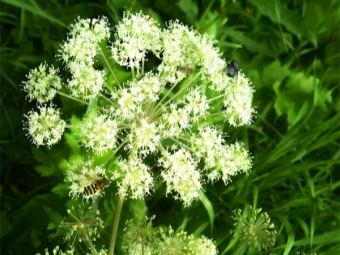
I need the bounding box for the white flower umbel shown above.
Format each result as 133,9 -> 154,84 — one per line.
223,73 -> 256,127
188,235 -> 219,255
22,63 -> 62,103
67,62 -> 105,99
79,114 -> 118,155
117,158 -> 154,199
210,142 -> 252,184
159,20 -> 201,83
60,16 -> 110,65
128,117 -> 161,156
65,159 -> 108,199
24,105 -> 65,147
23,12 -> 255,206
111,12 -> 162,70
159,148 -> 202,206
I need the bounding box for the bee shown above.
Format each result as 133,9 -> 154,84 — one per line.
225,60 -> 239,78
176,66 -> 193,74
83,178 -> 109,197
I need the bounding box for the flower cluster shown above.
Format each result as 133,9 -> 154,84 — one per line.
24,105 -> 66,148
59,205 -> 104,252
65,159 -> 117,200
231,206 -> 277,251
36,246 -> 74,255
23,12 -> 255,206
22,63 -> 61,103
121,216 -> 218,255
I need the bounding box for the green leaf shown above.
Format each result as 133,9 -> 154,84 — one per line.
43,205 -> 64,229
31,147 -> 49,164
177,0 -> 198,25
199,190 -> 215,231
34,165 -> 55,177
223,28 -> 277,57
0,212 -> 13,238
249,0 -> 317,46
286,72 -> 316,93
1,0 -> 67,28
263,60 -> 290,85
51,182 -> 69,197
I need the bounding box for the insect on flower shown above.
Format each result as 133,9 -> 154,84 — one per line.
145,14 -> 153,22
225,60 -> 239,78
137,74 -> 145,81
176,66 -> 193,74
83,178 -> 109,197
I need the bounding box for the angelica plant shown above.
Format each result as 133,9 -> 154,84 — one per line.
23,12 -> 255,255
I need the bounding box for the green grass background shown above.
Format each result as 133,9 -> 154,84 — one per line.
0,0 -> 339,254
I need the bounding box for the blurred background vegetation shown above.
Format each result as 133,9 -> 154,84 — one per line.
0,0 -> 339,254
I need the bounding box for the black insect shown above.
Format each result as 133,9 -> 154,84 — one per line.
225,60 -> 239,78
176,66 -> 193,74
83,178 -> 109,197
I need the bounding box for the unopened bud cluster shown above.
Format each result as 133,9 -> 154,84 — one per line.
231,206 -> 277,251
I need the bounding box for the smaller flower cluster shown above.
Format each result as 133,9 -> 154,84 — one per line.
59,205 -> 104,244
61,16 -> 110,99
65,159 -> 111,200
231,206 -> 277,251
22,63 -> 61,103
157,227 -> 217,255
116,157 -> 154,199
121,216 -> 218,255
36,246 -> 74,255
58,205 -> 109,255
24,105 -> 66,148
111,12 -> 162,69
79,114 -> 119,155
61,16 -> 110,65
159,148 -> 202,206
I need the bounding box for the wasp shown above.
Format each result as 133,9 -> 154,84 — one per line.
225,60 -> 239,78
176,66 -> 193,74
83,178 -> 109,197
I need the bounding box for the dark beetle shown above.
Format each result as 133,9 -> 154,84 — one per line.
226,60 -> 239,78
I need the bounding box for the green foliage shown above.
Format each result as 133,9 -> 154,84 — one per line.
1,0 -> 338,254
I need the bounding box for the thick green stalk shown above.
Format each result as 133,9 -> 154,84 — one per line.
108,197 -> 124,255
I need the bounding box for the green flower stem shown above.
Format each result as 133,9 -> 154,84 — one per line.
56,91 -> 103,110
108,196 -> 124,255
99,48 -> 122,89
141,239 -> 145,255
169,72 -> 202,100
232,240 -> 248,255
83,232 -> 98,255
207,92 -> 226,102
108,147 -> 136,255
205,111 -> 224,118
131,66 -> 135,80
103,140 -> 128,166
99,92 -> 118,107
150,72 -> 201,118
104,81 -> 116,95
141,57 -> 145,76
